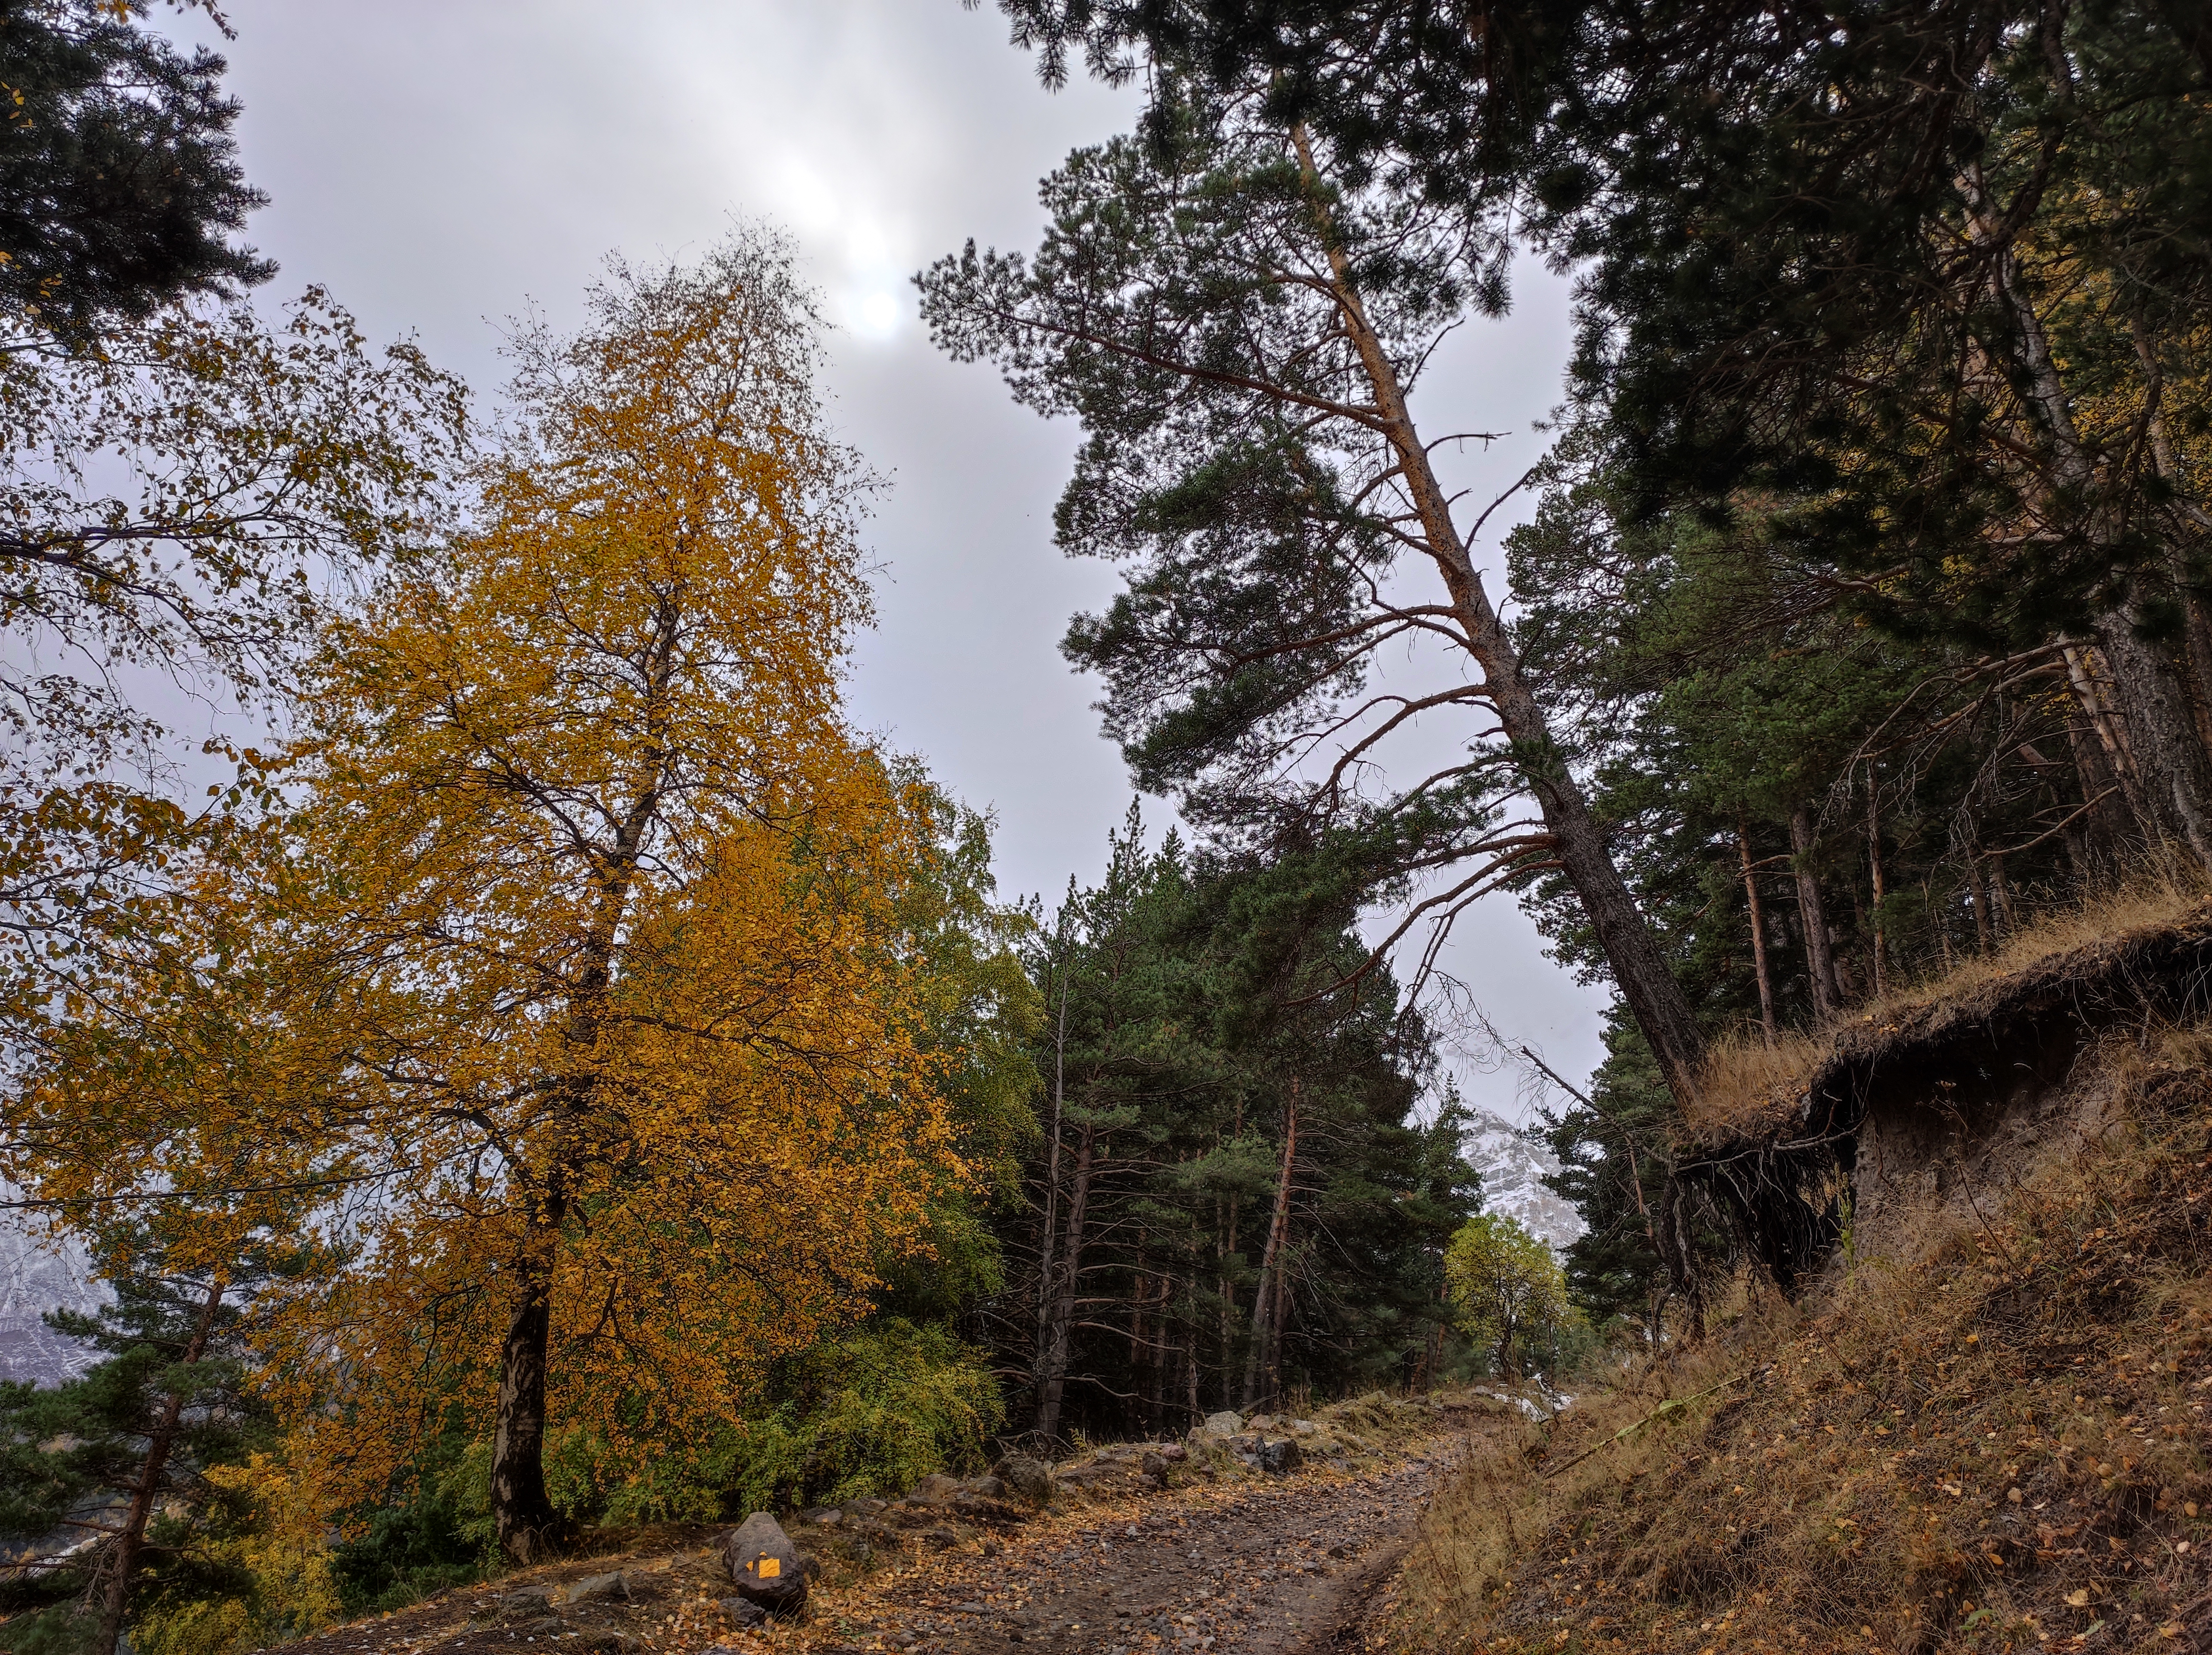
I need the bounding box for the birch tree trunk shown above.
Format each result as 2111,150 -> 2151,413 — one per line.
491,1259 -> 560,1562
1865,786 -> 1888,1001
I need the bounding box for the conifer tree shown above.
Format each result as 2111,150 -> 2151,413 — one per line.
921,84 -> 1708,1103
1000,812 -> 1479,1435
0,1223 -> 297,1655
0,0 -> 271,345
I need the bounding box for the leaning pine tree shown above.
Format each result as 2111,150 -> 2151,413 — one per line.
919,88 -> 1706,1103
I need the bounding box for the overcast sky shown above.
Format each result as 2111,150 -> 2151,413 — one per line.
174,0 -> 1608,1111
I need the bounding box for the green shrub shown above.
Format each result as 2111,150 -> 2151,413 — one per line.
543,1318 -> 1004,1525
329,1435 -> 492,1616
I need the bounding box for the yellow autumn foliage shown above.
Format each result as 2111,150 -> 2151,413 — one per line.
253,233 -> 976,1557
130,1452 -> 342,1655
2,231 -> 997,1574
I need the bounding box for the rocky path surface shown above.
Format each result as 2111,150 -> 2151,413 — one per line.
265,1401 -> 1504,1655
806,1447 -> 1463,1655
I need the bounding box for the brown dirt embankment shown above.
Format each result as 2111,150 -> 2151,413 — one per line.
1393,1031 -> 2212,1655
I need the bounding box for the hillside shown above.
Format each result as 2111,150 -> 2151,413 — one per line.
1388,916 -> 2212,1654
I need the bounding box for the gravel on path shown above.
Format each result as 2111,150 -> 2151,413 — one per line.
797,1444 -> 1470,1655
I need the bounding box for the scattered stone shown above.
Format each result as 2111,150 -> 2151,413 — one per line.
1139,1450 -> 1170,1487
911,1472 -> 963,1503
951,1492 -> 1026,1526
1052,1461 -> 1120,1489
1154,1441 -> 1188,1462
564,1571 -> 632,1605
993,1453 -> 1055,1505
921,1524 -> 963,1549
717,1596 -> 769,1629
722,1511 -> 808,1611
1256,1437 -> 1304,1475
1196,1410 -> 1243,1437
1247,1413 -> 1276,1431
963,1474 -> 1009,1499
800,1505 -> 840,1525
843,1496 -> 889,1516
1291,1420 -> 1316,1437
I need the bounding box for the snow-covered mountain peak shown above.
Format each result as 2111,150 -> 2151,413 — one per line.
1463,1108 -> 1586,1253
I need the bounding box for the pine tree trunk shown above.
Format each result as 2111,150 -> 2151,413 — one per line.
1965,170 -> 2212,868
1738,820 -> 1778,1044
1185,1319 -> 1201,1426
1033,1124 -> 1094,1441
2090,611 -> 2212,866
1289,129 -> 1705,1106
1865,786 -> 1887,1000
1035,952 -> 1070,1385
1129,1240 -> 1151,1433
1788,807 -> 1841,1019
2132,325 -> 2212,753
1217,1193 -> 1237,1413
1964,848 -> 1995,953
492,1256 -> 561,1563
1240,1088 -> 1297,1409
92,1278 -> 225,1655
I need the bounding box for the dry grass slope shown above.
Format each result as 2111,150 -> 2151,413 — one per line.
1393,1035 -> 2212,1654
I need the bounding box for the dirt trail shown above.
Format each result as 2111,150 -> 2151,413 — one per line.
265,1415 -> 1496,1655
808,1448 -> 1462,1655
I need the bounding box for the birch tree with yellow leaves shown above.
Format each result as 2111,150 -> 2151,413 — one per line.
275,233 -> 972,1561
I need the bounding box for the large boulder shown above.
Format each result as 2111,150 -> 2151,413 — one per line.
992,1453 -> 1054,1506
1195,1410 -> 1243,1438
721,1512 -> 807,1612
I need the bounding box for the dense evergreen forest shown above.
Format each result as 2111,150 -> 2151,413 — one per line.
1,0 -> 2209,1650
